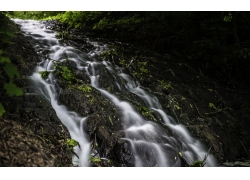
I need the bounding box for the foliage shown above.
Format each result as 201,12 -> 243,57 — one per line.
55,31 -> 69,41
140,105 -> 156,121
4,82 -> 23,96
189,160 -> 204,167
6,11 -> 64,20
67,138 -> 79,151
102,49 -> 118,60
59,66 -> 75,81
40,11 -> 250,90
77,84 -> 92,93
0,103 -> 5,116
89,155 -> 101,163
0,12 -> 23,117
50,11 -> 104,29
39,71 -> 51,79
53,61 -> 75,82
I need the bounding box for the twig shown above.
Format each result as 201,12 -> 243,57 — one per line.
192,101 -> 205,118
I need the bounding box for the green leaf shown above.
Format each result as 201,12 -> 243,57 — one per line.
91,157 -> 101,163
39,71 -> 51,79
4,82 -> 23,96
0,50 -> 11,63
0,56 -> 11,63
0,103 -> 6,117
3,63 -> 20,79
209,103 -> 216,109
67,139 -> 79,151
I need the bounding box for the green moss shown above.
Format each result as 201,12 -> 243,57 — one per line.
140,105 -> 157,121
107,86 -> 111,92
59,66 -> 75,81
102,49 -> 118,60
138,61 -> 148,73
39,71 -> 51,79
53,60 -> 75,82
78,84 -> 92,93
88,96 -> 95,104
119,59 -> 127,67
189,160 -> 204,167
158,80 -> 173,90
55,31 -> 69,40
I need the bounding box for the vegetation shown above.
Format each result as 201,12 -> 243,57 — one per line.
52,60 -> 76,83
6,11 -> 64,20
39,70 -> 51,79
0,12 -> 23,117
6,11 -> 250,90
67,138 -> 79,151
44,11 -> 250,90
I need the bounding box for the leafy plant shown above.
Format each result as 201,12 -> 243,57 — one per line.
89,155 -> 101,163
53,61 -> 75,82
0,57 -> 23,116
140,105 -> 156,121
59,66 -> 75,81
4,82 -> 23,96
189,160 -> 204,167
102,49 -> 118,60
39,71 -> 51,79
0,13 -> 23,117
77,84 -> 92,93
67,138 -> 79,151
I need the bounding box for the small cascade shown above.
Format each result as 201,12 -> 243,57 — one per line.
13,19 -> 217,167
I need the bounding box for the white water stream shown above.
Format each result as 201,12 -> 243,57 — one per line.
13,19 -> 217,167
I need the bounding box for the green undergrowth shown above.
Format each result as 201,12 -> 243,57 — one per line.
102,49 -> 118,61
0,12 -> 23,117
39,70 -> 51,79
38,60 -> 76,88
52,60 -> 76,83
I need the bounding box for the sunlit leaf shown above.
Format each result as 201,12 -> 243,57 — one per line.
67,139 -> 79,151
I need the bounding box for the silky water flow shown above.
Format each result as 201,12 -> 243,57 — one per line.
13,19 -> 217,167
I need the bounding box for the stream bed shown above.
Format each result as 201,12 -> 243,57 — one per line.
13,19 -> 217,167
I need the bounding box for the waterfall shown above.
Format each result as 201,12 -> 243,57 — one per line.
13,19 -> 217,167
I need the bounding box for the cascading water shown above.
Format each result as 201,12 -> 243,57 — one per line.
13,19 -> 217,167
